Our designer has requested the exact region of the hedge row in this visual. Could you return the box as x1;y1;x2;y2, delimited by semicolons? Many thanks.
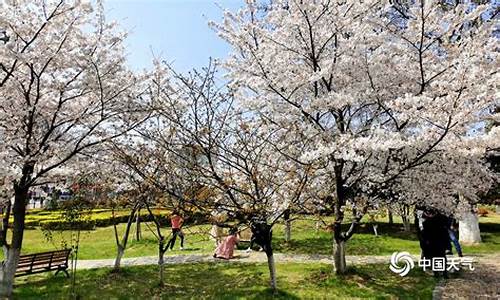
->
37;211;208;231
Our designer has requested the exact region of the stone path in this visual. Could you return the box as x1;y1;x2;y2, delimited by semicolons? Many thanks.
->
435;253;500;300
76;251;393;270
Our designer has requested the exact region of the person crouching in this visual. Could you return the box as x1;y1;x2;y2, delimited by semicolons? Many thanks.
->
213;227;240;259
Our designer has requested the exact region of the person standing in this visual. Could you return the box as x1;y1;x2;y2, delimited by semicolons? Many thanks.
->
167;211;184;250
421;209;449;278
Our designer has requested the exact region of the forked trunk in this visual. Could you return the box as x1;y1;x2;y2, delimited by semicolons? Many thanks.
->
112;205;137;271
266;252;277;292
333;240;347;274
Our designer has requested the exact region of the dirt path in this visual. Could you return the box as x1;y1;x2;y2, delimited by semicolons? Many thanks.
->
434;253;500;299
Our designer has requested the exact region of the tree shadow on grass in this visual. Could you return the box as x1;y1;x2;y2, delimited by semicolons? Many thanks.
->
480;222;500;233
302;265;436;299
272;235;332;256
14;262;301;299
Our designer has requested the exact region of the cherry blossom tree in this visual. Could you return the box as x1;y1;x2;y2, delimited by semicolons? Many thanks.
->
148;60;310;291
0;0;146;295
213;0;498;273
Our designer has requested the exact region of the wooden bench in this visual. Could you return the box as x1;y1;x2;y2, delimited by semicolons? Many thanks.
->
12;249;71;278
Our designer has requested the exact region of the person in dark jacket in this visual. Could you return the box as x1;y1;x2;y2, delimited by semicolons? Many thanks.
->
421;209;449;278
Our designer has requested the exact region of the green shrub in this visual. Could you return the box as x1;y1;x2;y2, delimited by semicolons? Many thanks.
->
40;219;96;231
21;207;208;229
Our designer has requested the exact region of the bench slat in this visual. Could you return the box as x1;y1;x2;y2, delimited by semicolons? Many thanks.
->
19;249;70;258
17;259;67;268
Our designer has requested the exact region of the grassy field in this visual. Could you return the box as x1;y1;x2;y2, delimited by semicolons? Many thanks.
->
14;262;437;299
2;223;216;260
273;214;500;256
5;211;499;299
2;213;499;260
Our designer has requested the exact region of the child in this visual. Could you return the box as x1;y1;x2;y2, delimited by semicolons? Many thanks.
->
213;227;239;259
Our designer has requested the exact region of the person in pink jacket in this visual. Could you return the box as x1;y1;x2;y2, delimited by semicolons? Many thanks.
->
213;227;240;259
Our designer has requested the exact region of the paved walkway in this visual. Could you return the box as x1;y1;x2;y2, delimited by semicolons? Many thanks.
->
76;251;394;269
434;253;500;299
77;252;498;270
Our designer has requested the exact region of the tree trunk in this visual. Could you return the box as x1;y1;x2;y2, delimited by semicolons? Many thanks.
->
388;209;393;224
250;221;276;292
400;205;411;232
266;252;277;292
283;209;291;242
112;206;137;271
135;208;141;241
402;217;411;232
0;248;20;298
333;239;347;274
459;211;481;245
0;181;30;298
158;239;166;287
114;246;125;271
144;202;166;287
159;254;165;287
284;220;291;242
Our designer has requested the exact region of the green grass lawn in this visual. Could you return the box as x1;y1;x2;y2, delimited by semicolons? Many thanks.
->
3;213;499;260
2;222;216;260
14;262;437;299
272;214;500;256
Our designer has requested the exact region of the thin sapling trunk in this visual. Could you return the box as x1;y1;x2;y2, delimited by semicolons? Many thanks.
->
113;204;139;271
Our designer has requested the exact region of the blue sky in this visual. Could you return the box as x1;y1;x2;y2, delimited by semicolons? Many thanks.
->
105;0;245;72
